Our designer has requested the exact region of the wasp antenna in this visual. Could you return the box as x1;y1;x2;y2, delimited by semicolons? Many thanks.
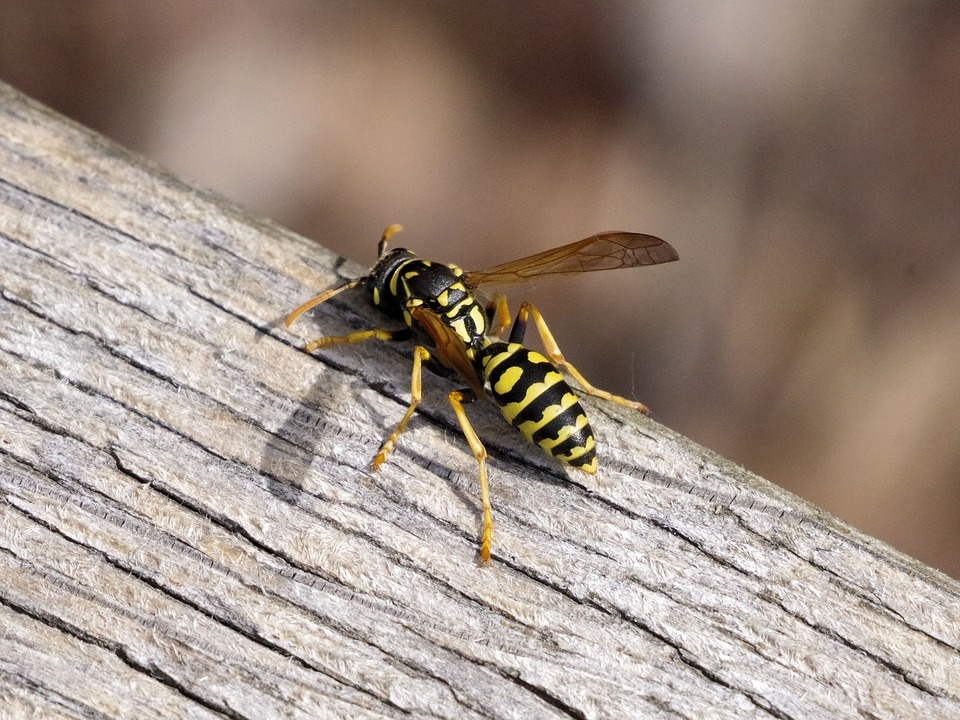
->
378;224;404;257
284;277;364;328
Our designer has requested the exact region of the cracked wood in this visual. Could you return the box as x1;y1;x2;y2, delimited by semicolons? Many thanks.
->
1;82;959;720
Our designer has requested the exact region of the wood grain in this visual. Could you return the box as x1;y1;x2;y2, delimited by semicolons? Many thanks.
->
1;82;957;719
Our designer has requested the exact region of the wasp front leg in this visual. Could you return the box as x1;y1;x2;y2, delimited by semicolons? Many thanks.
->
303;327;411;353
510;301;649;414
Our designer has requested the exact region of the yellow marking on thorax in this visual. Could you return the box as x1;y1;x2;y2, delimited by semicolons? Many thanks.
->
468;305;486;333
448;316;474;345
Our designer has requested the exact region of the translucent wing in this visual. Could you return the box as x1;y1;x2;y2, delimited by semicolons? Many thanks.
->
463;232;678;287
410;306;485;398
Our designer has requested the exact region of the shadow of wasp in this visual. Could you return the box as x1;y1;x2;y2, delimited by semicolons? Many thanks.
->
285;225;678;563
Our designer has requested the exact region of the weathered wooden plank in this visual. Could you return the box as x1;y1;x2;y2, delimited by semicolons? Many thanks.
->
0;81;957;719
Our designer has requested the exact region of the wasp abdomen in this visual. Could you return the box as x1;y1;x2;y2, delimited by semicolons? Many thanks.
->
479;342;597;473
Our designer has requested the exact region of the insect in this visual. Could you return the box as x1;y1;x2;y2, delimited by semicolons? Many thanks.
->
285;225;678;562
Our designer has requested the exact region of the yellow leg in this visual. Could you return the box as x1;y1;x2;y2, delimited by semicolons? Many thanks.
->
447;390;493;564
369;347;495;562
516;302;650;414
372;345;431;470
304;328;405;353
485;292;512;339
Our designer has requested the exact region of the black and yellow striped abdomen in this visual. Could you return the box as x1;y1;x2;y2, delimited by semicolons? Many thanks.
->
478;342;597;473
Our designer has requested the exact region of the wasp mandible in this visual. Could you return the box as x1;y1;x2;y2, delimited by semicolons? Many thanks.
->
285;225;678;562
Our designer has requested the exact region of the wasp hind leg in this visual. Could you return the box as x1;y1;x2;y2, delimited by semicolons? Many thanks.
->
446;389;494;564
484;292;512;339
511;301;650;414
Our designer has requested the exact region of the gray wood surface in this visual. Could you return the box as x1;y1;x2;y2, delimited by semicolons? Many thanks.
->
1;82;958;719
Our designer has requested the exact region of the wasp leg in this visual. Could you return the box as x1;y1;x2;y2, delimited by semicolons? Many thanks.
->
372;345;431;470
484;292;512;339
512;301;650;413
303;327;411;353
446;389;494;564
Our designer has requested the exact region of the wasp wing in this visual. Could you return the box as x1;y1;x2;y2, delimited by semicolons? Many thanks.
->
410;306;485;398
463;231;677;287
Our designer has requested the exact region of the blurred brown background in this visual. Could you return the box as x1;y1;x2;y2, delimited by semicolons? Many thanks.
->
3;1;958;578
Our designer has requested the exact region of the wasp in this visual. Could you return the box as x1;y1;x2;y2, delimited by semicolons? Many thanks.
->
285;225;678;562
